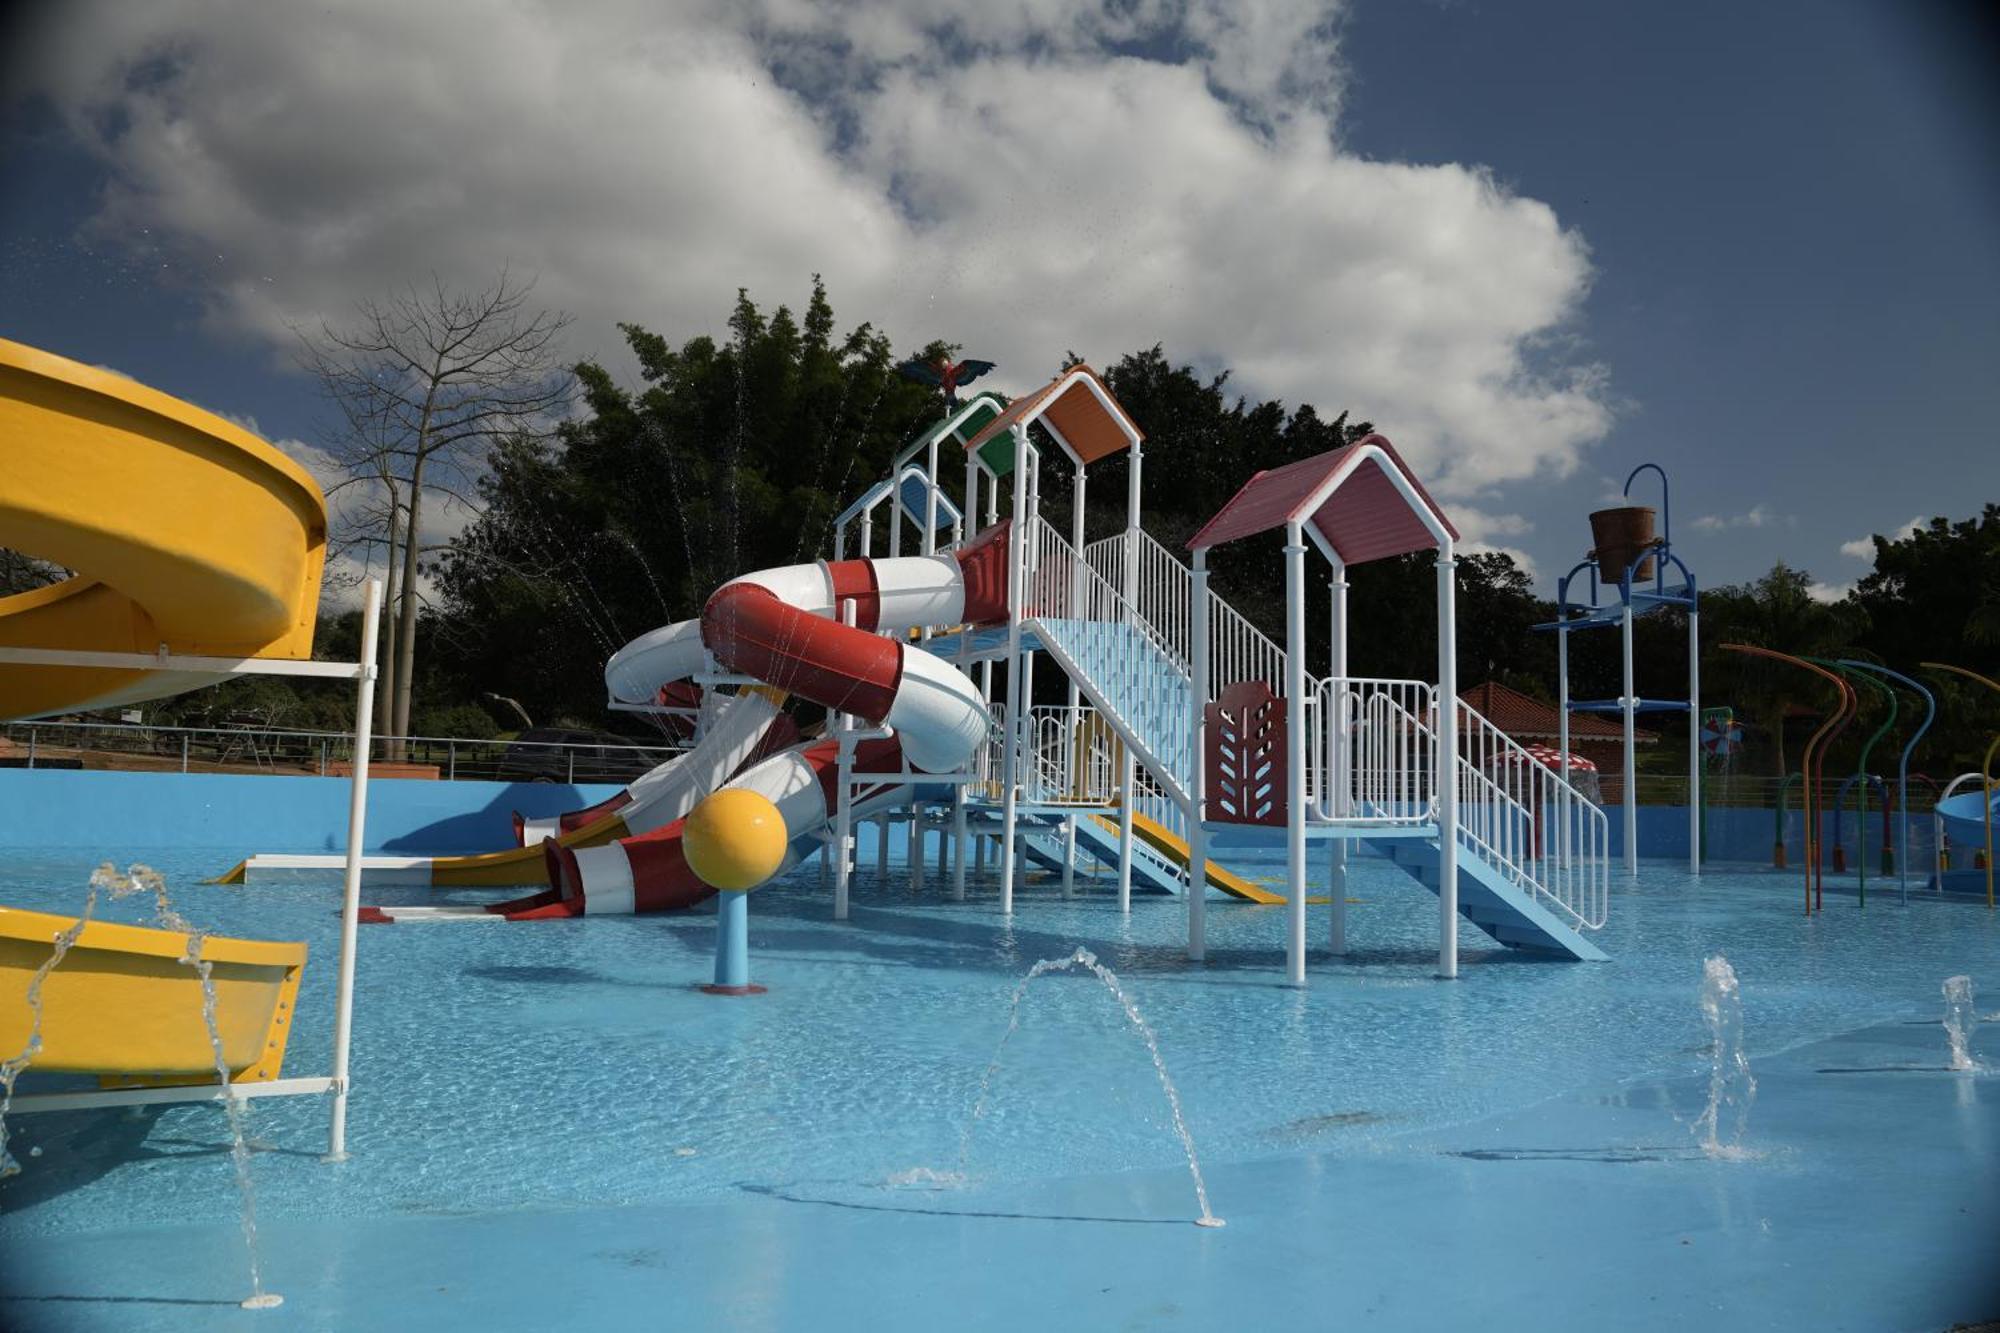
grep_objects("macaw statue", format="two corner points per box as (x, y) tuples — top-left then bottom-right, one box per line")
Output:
(896, 355), (996, 407)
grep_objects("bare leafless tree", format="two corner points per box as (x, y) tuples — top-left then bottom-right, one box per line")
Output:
(0, 549), (68, 597)
(297, 269), (572, 752)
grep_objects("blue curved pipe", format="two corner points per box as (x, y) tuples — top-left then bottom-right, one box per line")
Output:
(1839, 660), (1937, 905)
(1624, 463), (1672, 549)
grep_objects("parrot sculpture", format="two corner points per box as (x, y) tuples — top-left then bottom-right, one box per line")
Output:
(896, 354), (996, 407)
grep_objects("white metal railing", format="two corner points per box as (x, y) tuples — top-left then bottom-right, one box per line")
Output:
(980, 704), (1121, 806)
(1086, 527), (1287, 698)
(0, 716), (687, 782)
(1022, 518), (1194, 803)
(1309, 677), (1437, 826)
(1297, 681), (1607, 929)
(1452, 699), (1610, 931)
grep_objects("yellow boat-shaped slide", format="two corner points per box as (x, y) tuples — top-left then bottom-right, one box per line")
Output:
(0, 907), (306, 1085)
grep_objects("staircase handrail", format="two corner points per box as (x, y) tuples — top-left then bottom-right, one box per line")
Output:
(1086, 527), (1289, 697)
(1453, 698), (1610, 931)
(1022, 517), (1194, 808)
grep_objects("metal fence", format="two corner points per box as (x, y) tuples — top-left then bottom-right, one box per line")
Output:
(1633, 771), (1947, 813)
(0, 718), (687, 784)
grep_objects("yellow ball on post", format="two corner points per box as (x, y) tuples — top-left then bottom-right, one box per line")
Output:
(683, 788), (788, 892)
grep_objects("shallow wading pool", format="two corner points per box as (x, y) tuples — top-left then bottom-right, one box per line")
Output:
(0, 845), (1995, 1330)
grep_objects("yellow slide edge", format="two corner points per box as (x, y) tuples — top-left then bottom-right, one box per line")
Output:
(1092, 811), (1329, 905)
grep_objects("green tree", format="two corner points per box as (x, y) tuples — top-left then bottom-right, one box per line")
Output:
(431, 279), (947, 724)
(1702, 562), (1865, 776)
(1851, 505), (2000, 672)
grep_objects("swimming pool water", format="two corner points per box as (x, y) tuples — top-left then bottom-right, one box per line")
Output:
(1, 842), (1991, 1246)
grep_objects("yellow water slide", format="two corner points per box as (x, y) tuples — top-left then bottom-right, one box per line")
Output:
(0, 337), (323, 1085)
(1090, 809), (1326, 905)
(0, 337), (326, 720)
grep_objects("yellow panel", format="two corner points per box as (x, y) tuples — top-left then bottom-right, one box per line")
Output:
(0, 907), (306, 1083)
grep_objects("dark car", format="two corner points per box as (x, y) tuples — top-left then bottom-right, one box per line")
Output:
(494, 726), (681, 784)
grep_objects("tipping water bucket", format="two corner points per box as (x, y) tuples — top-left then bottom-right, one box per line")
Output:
(1589, 505), (1657, 584)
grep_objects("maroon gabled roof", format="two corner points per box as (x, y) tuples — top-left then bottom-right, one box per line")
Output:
(1460, 681), (1658, 745)
(1185, 434), (1459, 565)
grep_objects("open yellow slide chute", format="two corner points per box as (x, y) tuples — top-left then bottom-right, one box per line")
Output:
(0, 337), (326, 720)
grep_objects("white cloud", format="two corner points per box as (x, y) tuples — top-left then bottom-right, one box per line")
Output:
(1805, 580), (1852, 605)
(1690, 503), (1782, 532)
(1453, 507), (1538, 576)
(1840, 514), (1928, 560)
(18, 0), (1613, 505)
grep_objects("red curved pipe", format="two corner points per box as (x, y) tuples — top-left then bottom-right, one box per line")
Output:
(704, 582), (902, 719)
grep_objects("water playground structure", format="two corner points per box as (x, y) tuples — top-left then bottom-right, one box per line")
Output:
(0, 334), (1626, 1123)
(312, 363), (1621, 984)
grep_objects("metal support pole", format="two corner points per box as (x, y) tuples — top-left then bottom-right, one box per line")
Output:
(1065, 463), (1087, 901)
(1622, 603), (1638, 875)
(1330, 563), (1348, 954)
(834, 755), (854, 921)
(326, 579), (382, 1162)
(951, 785), (969, 900)
(1437, 554), (1460, 980)
(1284, 530), (1308, 986)
(701, 892), (762, 995)
(1688, 605), (1700, 874)
(998, 427), (1028, 915)
(835, 600), (857, 921)
(182, 733), (190, 773)
(924, 437), (941, 557)
(1188, 552), (1210, 959)
(1117, 754), (1136, 913)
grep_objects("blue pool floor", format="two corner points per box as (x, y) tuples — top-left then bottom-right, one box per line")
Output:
(1, 845), (1996, 1330)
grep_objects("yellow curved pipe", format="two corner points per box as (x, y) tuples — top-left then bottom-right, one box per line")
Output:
(0, 337), (327, 719)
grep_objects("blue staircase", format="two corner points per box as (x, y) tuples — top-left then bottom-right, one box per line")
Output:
(962, 811), (1185, 894)
(1368, 836), (1608, 961)
(1029, 615), (1193, 807)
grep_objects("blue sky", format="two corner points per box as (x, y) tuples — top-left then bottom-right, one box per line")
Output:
(2, 0), (1995, 600)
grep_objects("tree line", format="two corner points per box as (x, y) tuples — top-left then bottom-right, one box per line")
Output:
(12, 274), (1990, 783)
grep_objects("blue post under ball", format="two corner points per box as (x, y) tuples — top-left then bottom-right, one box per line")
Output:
(701, 891), (765, 996)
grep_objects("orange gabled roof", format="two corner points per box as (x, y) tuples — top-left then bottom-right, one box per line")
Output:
(961, 364), (1141, 466)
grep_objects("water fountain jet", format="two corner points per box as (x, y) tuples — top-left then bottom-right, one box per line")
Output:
(1693, 955), (1756, 1159)
(962, 947), (1221, 1227)
(1943, 975), (1982, 1073)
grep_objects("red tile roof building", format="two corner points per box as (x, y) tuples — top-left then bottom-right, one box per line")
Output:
(1460, 681), (1655, 805)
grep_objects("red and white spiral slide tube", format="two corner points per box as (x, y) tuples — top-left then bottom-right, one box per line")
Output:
(359, 521), (1010, 921)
